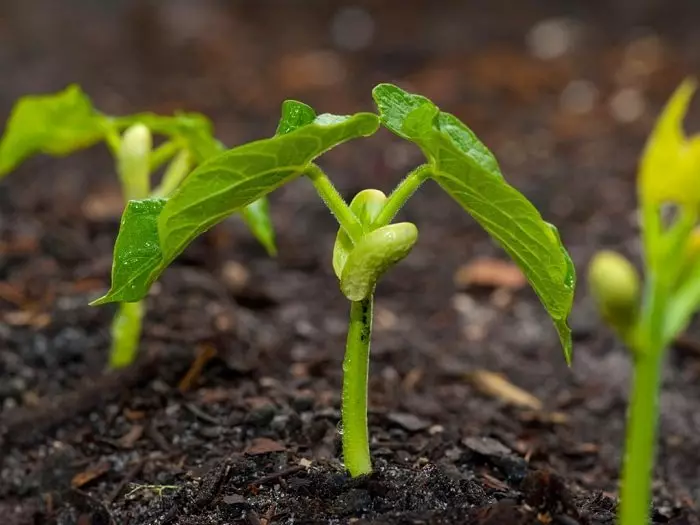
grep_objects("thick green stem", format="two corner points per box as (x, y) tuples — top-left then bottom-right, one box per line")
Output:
(619, 266), (667, 525)
(619, 351), (663, 525)
(306, 164), (363, 243)
(372, 165), (430, 228)
(109, 301), (144, 369)
(342, 295), (374, 477)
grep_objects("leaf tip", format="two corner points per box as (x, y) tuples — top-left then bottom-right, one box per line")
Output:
(89, 294), (111, 307)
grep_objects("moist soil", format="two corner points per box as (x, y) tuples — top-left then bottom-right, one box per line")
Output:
(2, 1), (700, 524)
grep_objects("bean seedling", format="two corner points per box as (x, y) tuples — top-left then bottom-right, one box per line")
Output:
(95, 84), (576, 476)
(0, 85), (276, 368)
(588, 79), (700, 525)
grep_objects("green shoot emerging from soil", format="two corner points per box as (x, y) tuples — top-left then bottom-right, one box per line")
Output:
(0, 85), (276, 368)
(588, 79), (700, 525)
(95, 84), (576, 477)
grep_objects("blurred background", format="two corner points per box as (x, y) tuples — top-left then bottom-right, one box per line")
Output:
(3, 0), (699, 246)
(2, 0), (700, 522)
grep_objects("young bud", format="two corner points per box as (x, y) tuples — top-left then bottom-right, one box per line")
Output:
(332, 189), (388, 278)
(588, 251), (640, 330)
(340, 222), (418, 301)
(118, 123), (152, 200)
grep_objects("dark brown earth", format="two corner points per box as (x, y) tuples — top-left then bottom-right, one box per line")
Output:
(2, 1), (700, 524)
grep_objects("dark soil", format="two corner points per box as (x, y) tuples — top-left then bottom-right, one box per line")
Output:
(2, 1), (700, 524)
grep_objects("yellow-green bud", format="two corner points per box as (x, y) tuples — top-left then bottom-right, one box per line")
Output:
(118, 123), (152, 200)
(588, 250), (640, 330)
(332, 189), (388, 278)
(340, 222), (418, 301)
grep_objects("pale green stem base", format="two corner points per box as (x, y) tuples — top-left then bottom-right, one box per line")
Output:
(619, 351), (663, 525)
(109, 301), (144, 369)
(342, 296), (374, 477)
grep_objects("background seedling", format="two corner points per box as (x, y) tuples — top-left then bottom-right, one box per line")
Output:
(96, 84), (575, 477)
(588, 79), (700, 525)
(0, 85), (276, 368)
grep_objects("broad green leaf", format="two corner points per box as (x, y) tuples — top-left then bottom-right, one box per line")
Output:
(276, 100), (316, 135)
(120, 111), (278, 254)
(159, 112), (379, 271)
(373, 83), (576, 362)
(95, 111), (379, 304)
(91, 198), (166, 305)
(0, 85), (107, 176)
(236, 100), (318, 257)
(240, 99), (320, 256)
(332, 189), (387, 278)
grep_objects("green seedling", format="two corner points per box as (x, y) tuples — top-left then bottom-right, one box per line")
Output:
(588, 79), (700, 525)
(95, 84), (575, 477)
(0, 85), (276, 368)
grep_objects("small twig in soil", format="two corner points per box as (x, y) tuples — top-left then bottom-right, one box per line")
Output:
(145, 423), (173, 453)
(178, 343), (217, 393)
(184, 402), (222, 426)
(247, 466), (304, 489)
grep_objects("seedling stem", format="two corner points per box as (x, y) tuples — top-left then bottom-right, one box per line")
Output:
(342, 296), (374, 476)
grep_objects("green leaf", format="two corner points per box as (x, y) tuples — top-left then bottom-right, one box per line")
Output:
(373, 83), (576, 362)
(0, 85), (108, 176)
(276, 100), (317, 135)
(241, 197), (277, 256)
(91, 198), (166, 305)
(239, 99), (319, 257)
(96, 111), (379, 304)
(160, 112), (378, 270)
(121, 111), (279, 254)
(236, 100), (318, 257)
